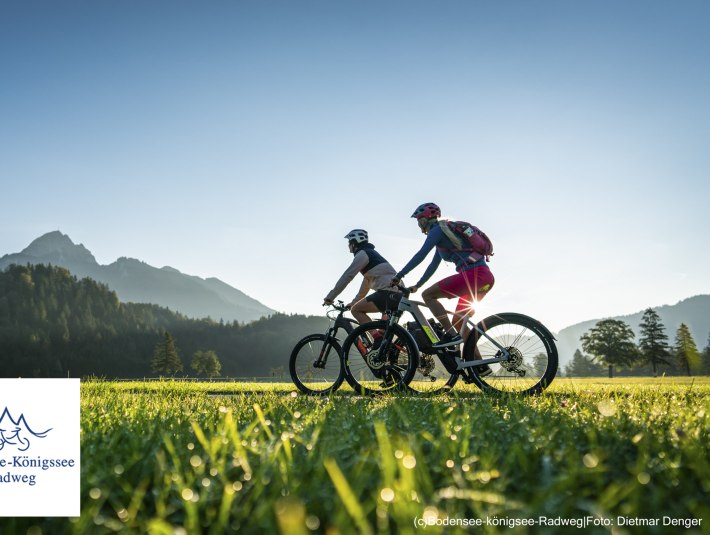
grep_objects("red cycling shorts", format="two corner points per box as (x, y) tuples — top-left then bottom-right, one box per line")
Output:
(437, 265), (495, 313)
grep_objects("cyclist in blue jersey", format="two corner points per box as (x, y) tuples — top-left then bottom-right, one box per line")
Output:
(391, 203), (495, 349)
(324, 229), (402, 325)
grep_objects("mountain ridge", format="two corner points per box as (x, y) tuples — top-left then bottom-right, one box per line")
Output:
(0, 231), (275, 323)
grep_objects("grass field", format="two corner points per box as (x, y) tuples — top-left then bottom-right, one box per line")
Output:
(1, 378), (708, 534)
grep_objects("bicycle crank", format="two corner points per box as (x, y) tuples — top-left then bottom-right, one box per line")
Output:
(364, 348), (387, 370)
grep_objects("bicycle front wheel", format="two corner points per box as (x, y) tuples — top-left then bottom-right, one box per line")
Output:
(342, 321), (419, 395)
(462, 313), (558, 395)
(289, 334), (344, 395)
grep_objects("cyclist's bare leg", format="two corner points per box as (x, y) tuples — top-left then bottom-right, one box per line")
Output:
(453, 310), (471, 339)
(453, 306), (484, 358)
(461, 314), (487, 367)
(421, 285), (456, 333)
(350, 299), (379, 325)
(454, 294), (481, 337)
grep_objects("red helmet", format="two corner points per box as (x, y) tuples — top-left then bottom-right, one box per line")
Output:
(411, 203), (441, 220)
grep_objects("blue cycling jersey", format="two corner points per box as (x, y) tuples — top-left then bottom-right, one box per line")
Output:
(396, 225), (486, 287)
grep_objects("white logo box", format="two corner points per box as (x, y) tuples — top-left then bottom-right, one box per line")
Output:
(0, 379), (80, 517)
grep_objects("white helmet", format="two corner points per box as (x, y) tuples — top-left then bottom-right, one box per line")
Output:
(344, 229), (368, 244)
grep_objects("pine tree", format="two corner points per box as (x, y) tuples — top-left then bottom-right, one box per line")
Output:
(581, 319), (639, 378)
(638, 308), (671, 377)
(564, 349), (605, 377)
(673, 324), (701, 376)
(151, 332), (183, 376)
(564, 349), (582, 377)
(702, 332), (710, 375)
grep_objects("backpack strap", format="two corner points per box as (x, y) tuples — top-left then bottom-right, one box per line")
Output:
(437, 221), (470, 251)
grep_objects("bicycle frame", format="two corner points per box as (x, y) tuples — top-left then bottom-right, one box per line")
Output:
(387, 295), (513, 371)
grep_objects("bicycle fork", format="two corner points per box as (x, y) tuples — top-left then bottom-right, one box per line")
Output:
(374, 314), (406, 366)
(314, 331), (338, 368)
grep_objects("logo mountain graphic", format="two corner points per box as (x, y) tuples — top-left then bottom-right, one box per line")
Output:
(0, 407), (52, 452)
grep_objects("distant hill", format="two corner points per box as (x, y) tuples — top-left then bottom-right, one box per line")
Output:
(0, 263), (327, 378)
(556, 295), (710, 367)
(0, 231), (275, 323)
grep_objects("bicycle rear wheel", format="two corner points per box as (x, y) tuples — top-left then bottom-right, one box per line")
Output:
(289, 334), (344, 395)
(462, 313), (557, 395)
(342, 321), (418, 395)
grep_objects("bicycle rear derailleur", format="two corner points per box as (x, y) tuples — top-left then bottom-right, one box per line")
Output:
(499, 346), (526, 377)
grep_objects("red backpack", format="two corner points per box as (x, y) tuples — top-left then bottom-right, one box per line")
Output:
(439, 221), (494, 261)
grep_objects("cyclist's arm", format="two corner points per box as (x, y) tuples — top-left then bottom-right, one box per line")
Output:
(415, 254), (442, 287)
(325, 251), (368, 301)
(395, 226), (442, 280)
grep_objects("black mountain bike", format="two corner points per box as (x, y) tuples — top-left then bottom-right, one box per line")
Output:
(289, 302), (353, 395)
(342, 286), (558, 395)
(289, 302), (414, 395)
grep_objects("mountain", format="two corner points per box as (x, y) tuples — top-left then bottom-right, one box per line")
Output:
(555, 295), (710, 367)
(0, 231), (275, 323)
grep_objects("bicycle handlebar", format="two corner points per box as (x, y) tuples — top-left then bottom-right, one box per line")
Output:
(323, 300), (349, 312)
(394, 283), (411, 298)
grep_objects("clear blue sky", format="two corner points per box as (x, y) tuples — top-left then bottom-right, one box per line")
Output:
(1, 1), (708, 331)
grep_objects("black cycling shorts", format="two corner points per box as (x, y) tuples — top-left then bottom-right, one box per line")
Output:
(365, 290), (403, 313)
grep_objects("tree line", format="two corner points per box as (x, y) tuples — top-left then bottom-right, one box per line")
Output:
(565, 308), (710, 377)
(0, 264), (327, 378)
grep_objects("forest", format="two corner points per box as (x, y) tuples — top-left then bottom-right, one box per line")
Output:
(2, 263), (708, 379)
(0, 264), (327, 378)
